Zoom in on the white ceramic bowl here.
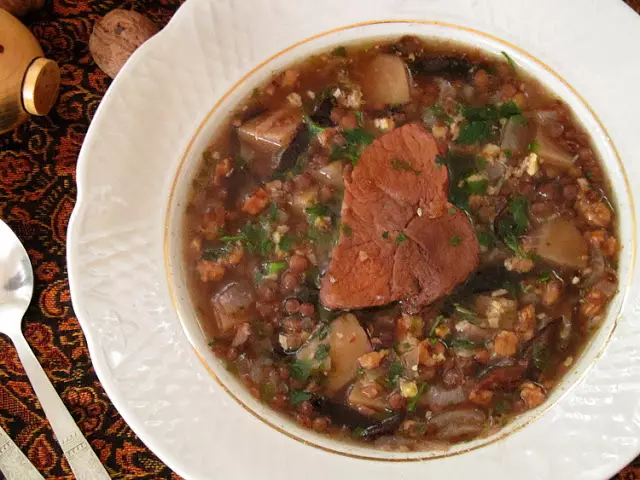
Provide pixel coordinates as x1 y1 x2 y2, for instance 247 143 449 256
68 0 640 478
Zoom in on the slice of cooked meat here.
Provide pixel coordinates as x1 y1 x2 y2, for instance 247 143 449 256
320 123 480 310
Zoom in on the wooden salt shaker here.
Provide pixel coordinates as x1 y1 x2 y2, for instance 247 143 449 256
0 8 60 134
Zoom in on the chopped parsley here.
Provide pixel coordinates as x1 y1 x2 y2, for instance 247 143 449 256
449 339 481 350
528 140 540 153
448 207 457 215
290 390 313 405
436 151 489 211
303 114 325 137
429 315 445 337
314 343 330 361
387 361 405 388
382 231 390 239
201 243 232 261
332 46 347 57
501 51 517 70
289 359 313 382
495 195 529 257
407 383 426 412
426 104 453 124
220 222 273 256
465 178 489 195
477 229 496 248
396 232 408 244
265 261 287 277
330 128 375 166
449 235 462 246
391 158 422 175
278 233 295 252
342 223 353 237
305 204 332 223
456 101 521 145
538 271 553 282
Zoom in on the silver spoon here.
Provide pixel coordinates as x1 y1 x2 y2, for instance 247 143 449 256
0 219 111 480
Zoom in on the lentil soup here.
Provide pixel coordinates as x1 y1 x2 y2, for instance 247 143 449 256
182 36 619 450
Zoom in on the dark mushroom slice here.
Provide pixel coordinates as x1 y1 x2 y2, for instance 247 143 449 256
408 55 478 79
311 396 404 440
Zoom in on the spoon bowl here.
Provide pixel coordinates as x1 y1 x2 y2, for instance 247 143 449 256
0 220 34 328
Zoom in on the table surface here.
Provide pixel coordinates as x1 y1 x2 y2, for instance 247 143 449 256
1 1 639 478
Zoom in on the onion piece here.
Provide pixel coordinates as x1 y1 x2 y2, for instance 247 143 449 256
425 385 467 407
429 409 486 440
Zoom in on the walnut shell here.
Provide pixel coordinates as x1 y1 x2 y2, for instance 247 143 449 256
0 0 45 17
89 9 159 79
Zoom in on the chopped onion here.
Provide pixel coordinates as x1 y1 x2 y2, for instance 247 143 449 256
425 385 466 407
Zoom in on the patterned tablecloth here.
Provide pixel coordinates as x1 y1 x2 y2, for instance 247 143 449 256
0 1 639 478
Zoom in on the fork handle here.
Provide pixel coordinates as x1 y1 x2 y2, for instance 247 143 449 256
0 424 44 480
9 332 111 480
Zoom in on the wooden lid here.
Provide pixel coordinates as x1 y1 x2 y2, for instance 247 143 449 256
22 57 60 116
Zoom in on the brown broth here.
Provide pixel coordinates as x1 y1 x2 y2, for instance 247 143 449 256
182 36 619 449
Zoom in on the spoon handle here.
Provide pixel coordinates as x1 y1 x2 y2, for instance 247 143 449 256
10 333 111 480
0 424 44 480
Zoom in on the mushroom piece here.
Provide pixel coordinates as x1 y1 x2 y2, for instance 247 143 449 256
533 217 588 269
359 54 411 109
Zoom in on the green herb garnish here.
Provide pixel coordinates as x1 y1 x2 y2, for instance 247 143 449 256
449 339 481 350
304 114 325 137
501 51 517 70
290 390 313 405
391 158 422 175
528 140 540 153
407 383 426 412
266 261 287 277
330 128 375 166
387 361 404 388
289 359 313 382
429 315 445 337
221 222 273 256
457 101 521 145
305 204 332 223
314 343 330 361
342 223 353 237
382 231 390 239
427 104 453 125
278 233 295 252
495 195 529 257
396 232 408 244
450 235 462 246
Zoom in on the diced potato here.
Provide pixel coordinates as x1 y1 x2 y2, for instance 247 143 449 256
212 281 254 334
534 217 588 269
237 107 302 154
360 54 410 108
536 131 574 170
326 313 372 394
348 380 387 411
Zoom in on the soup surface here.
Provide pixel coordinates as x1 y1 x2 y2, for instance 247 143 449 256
183 36 619 449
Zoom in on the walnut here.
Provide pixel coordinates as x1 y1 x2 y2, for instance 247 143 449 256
89 9 159 78
0 0 44 17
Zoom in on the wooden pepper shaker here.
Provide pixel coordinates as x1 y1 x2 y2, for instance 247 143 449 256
0 8 60 134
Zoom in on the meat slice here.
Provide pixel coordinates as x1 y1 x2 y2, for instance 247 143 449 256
320 123 479 309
